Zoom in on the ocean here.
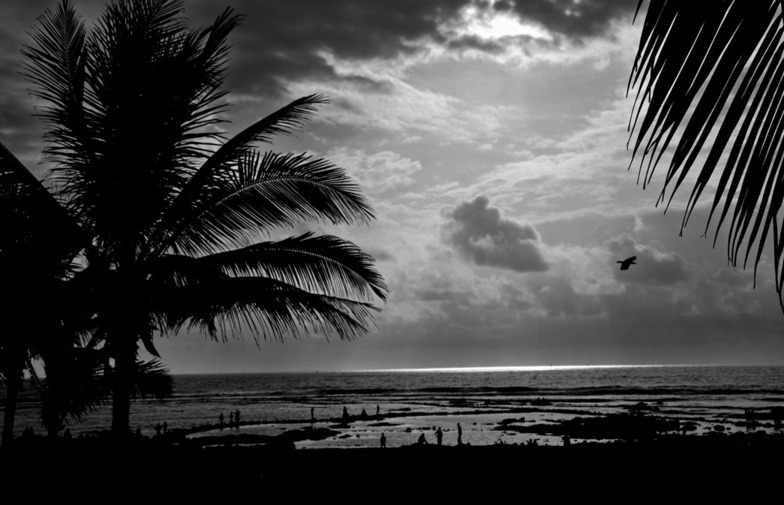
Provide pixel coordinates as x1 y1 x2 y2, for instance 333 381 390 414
3 365 784 447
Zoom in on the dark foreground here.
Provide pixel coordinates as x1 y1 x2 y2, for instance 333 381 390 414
2 434 783 498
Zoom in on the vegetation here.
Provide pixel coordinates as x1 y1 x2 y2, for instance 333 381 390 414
1 0 387 441
628 0 784 308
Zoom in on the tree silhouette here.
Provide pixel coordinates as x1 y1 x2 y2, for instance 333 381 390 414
0 142 82 444
627 1 784 308
21 0 388 436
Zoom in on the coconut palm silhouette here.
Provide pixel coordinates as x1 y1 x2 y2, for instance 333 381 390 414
0 142 84 444
628 1 784 308
20 0 388 436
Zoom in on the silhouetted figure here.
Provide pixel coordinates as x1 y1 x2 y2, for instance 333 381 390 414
343 406 349 421
418 433 429 445
772 407 784 430
617 256 637 270
311 407 315 422
376 404 380 416
745 408 757 431
155 423 162 436
219 412 225 430
380 433 386 448
235 409 241 428
457 423 463 446
163 421 168 434
435 427 443 446
562 434 571 446
229 412 234 428
361 408 368 419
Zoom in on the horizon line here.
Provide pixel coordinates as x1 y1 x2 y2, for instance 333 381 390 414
170 363 784 375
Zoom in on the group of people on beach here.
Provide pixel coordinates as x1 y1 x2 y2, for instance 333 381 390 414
218 410 241 430
417 426 444 446
380 423 462 448
341 404 380 422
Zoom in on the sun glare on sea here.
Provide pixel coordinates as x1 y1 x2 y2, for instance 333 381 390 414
357 364 675 373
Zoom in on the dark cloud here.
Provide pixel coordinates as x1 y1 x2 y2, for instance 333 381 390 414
2 0 641 112
509 0 638 40
185 0 475 98
442 195 548 272
494 1 515 12
447 35 505 53
608 235 688 285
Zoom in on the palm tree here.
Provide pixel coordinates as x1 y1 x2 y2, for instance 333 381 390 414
627 1 784 308
22 0 388 436
0 142 83 444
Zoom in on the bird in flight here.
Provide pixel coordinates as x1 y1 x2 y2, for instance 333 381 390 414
617 256 637 271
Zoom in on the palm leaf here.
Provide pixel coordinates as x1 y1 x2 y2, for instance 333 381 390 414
199 233 388 302
156 276 379 342
131 358 173 400
154 150 374 257
628 0 784 306
151 94 338 255
0 141 83 259
24 0 242 258
20 0 91 168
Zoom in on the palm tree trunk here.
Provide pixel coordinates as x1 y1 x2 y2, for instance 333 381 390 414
110 340 136 438
1 361 24 446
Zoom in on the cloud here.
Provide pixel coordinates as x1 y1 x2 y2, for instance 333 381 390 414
508 0 639 40
608 235 688 285
442 194 548 272
325 147 422 194
186 0 478 98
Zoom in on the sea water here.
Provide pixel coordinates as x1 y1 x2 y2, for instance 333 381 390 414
3 365 784 446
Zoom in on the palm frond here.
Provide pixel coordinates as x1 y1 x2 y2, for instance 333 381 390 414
25 0 242 259
37 346 110 428
200 233 389 302
131 358 173 399
20 0 91 168
175 94 330 199
152 94 333 254
157 276 379 343
628 0 784 305
0 141 84 268
154 150 374 257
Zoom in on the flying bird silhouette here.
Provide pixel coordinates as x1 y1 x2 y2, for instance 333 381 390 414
617 256 637 271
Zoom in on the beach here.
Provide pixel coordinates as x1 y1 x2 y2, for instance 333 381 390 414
2 366 783 497
2 433 782 498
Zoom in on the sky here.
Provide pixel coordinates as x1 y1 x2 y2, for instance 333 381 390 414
2 0 784 373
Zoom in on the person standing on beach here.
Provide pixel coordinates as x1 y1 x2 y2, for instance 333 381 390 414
235 409 241 429
418 432 428 445
219 413 224 430
436 427 443 446
380 433 386 448
311 407 315 422
457 423 462 446
343 406 349 421
229 411 234 428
